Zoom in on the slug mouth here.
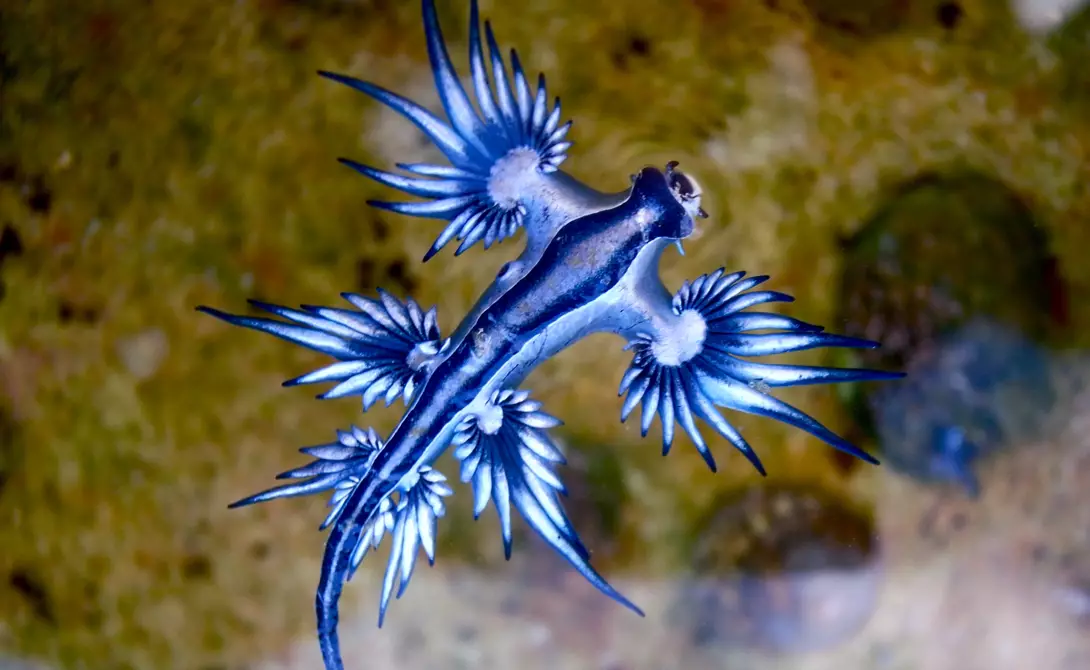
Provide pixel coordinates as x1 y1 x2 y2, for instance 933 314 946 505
665 160 709 222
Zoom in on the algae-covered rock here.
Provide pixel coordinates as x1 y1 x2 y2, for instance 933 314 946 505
869 318 1056 496
1049 2 1090 112
677 483 880 653
804 0 913 39
838 171 1060 372
834 171 1066 476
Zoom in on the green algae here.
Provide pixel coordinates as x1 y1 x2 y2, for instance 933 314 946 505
1 0 1089 667
1049 3 1090 113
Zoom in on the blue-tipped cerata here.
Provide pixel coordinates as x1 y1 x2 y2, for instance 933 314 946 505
197 2 905 669
619 269 899 475
320 0 572 261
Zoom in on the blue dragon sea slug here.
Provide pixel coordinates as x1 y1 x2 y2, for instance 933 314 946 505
197 2 904 668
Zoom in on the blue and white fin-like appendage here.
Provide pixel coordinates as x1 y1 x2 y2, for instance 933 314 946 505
228 425 454 626
451 389 643 615
359 465 452 626
322 0 572 260
620 269 904 475
227 425 385 516
196 291 446 410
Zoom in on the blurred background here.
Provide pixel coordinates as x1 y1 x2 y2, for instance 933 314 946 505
2 0 1089 668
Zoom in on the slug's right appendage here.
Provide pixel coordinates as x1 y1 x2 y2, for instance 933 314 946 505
452 389 644 616
365 465 453 626
620 269 905 474
196 290 446 410
229 422 454 627
227 425 383 517
323 0 572 260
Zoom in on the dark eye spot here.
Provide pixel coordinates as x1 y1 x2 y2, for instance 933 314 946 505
356 257 376 291
0 224 24 262
249 541 270 560
0 405 19 498
25 177 52 214
57 300 98 324
368 214 389 242
628 35 651 56
385 259 416 294
181 554 212 581
1031 544 1048 564
936 2 963 29
670 171 695 198
612 33 652 70
9 568 56 625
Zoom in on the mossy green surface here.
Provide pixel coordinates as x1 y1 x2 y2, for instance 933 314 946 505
1 0 1089 667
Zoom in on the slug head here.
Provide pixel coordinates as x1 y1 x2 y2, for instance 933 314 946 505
666 160 709 221
628 162 706 244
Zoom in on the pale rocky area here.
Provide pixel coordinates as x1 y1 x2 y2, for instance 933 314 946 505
1012 0 1089 32
253 361 1090 670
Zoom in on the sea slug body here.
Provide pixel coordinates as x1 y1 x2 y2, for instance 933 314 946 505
197 2 904 668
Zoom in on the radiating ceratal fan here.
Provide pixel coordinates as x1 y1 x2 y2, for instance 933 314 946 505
620 269 883 476
197 2 904 670
321 0 573 260
202 291 446 409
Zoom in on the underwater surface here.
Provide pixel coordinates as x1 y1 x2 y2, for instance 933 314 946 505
2 0 1090 668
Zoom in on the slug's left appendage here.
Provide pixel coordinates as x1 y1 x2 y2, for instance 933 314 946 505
228 425 385 519
365 465 453 626
196 291 447 410
229 424 453 627
620 269 904 474
453 389 644 617
322 0 572 260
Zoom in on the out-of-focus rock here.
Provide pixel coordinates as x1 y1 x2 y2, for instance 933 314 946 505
677 483 881 653
869 318 1056 496
834 171 1067 489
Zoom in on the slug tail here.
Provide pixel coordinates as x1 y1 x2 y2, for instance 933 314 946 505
316 518 357 670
